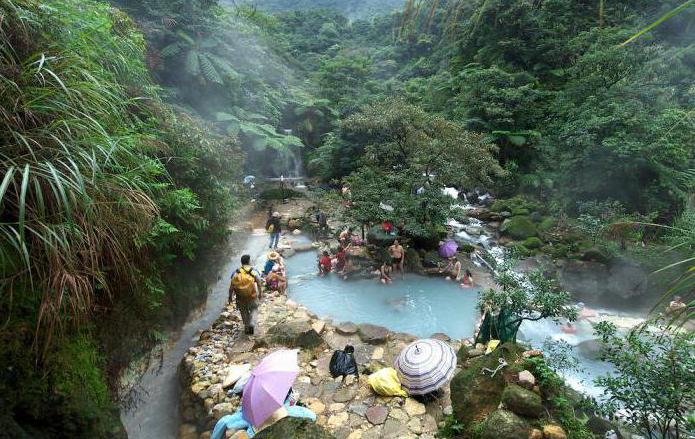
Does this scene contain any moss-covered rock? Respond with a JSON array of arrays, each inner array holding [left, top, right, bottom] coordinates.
[[450, 343, 525, 426], [490, 197, 542, 215], [580, 247, 612, 264], [538, 217, 556, 232], [500, 216, 538, 240], [523, 237, 543, 249], [481, 409, 529, 439], [255, 417, 335, 439], [501, 384, 543, 418]]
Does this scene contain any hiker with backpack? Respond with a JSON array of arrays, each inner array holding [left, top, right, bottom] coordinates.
[[229, 254, 264, 335], [266, 211, 282, 249]]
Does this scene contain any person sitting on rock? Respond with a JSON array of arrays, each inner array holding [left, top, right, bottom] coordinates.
[[441, 257, 462, 281], [380, 258, 393, 284], [318, 251, 332, 276], [266, 265, 287, 294]]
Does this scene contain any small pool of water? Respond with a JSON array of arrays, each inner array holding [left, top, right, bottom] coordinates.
[[288, 249, 480, 339]]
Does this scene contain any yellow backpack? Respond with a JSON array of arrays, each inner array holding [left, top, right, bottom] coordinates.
[[231, 267, 257, 302]]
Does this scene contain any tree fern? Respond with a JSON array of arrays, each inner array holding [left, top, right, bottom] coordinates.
[[199, 53, 223, 84], [185, 50, 200, 77]]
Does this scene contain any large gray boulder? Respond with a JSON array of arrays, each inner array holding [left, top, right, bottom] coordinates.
[[357, 323, 390, 344], [265, 321, 325, 349]]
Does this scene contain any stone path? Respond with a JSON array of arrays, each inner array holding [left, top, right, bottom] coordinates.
[[179, 289, 461, 439]]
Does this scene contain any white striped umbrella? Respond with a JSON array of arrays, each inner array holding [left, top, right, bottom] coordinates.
[[394, 339, 457, 395]]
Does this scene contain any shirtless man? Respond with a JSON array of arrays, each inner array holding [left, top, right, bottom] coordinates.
[[389, 239, 405, 277]]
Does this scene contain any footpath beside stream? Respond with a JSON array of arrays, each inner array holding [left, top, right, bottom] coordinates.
[[121, 215, 270, 439]]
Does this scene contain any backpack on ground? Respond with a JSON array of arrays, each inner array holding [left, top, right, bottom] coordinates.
[[329, 345, 359, 379], [231, 267, 257, 302]]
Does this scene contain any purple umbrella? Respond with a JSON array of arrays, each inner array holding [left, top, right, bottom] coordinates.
[[439, 239, 458, 258], [242, 349, 299, 429]]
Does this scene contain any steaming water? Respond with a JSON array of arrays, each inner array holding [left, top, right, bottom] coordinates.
[[288, 249, 480, 338], [285, 245, 619, 398]]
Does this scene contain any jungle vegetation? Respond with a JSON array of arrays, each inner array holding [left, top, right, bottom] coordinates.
[[0, 0, 693, 436]]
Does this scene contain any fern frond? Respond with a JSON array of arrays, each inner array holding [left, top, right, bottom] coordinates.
[[199, 54, 223, 84], [185, 50, 200, 76]]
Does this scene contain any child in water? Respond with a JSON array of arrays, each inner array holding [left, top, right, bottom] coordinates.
[[380, 259, 393, 284], [461, 269, 474, 288]]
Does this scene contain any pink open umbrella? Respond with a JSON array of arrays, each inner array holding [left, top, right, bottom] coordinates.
[[242, 349, 299, 429], [439, 239, 458, 258]]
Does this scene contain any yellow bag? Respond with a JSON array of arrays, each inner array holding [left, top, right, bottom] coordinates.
[[267, 224, 274, 233], [485, 339, 500, 354], [368, 367, 407, 397]]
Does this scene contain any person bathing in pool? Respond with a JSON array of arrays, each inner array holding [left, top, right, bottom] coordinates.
[[380, 259, 393, 284]]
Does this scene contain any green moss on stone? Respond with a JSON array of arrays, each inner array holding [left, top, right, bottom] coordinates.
[[500, 216, 538, 240], [523, 237, 543, 249]]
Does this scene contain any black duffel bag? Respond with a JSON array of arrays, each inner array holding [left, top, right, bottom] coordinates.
[[329, 345, 359, 380]]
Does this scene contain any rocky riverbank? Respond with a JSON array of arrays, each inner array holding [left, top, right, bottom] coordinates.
[[178, 289, 461, 439]]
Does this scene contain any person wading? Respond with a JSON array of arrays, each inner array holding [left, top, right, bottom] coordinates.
[[266, 211, 282, 249], [229, 254, 263, 335]]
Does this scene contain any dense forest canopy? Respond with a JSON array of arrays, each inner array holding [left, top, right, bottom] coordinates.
[[0, 0, 693, 436]]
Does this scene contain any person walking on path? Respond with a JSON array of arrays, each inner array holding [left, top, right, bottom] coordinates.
[[266, 211, 282, 249], [229, 254, 263, 335]]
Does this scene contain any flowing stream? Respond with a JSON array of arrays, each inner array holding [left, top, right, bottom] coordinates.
[[121, 231, 269, 439]]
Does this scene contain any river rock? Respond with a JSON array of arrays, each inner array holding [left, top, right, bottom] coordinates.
[[382, 418, 408, 438], [502, 384, 543, 418], [430, 332, 451, 342], [333, 388, 356, 403], [529, 428, 543, 439], [327, 412, 349, 428], [357, 323, 389, 344], [517, 370, 536, 389], [312, 320, 326, 334], [265, 321, 325, 349], [543, 424, 567, 439], [366, 406, 388, 425], [305, 398, 326, 415], [336, 322, 358, 335], [211, 402, 234, 420], [481, 410, 529, 439], [577, 339, 602, 360], [404, 398, 427, 417]]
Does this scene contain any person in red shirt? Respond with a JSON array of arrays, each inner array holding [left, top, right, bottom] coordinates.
[[335, 248, 346, 273], [318, 251, 332, 276], [382, 220, 393, 234]]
